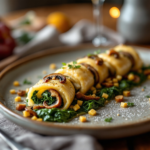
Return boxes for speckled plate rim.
[1,44,150,138]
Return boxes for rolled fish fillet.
[99,51,132,76]
[56,64,94,94]
[77,57,109,83]
[114,45,143,70]
[27,77,75,110]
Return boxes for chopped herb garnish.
[144,86,146,89]
[127,102,134,107]
[23,79,32,84]
[146,95,150,98]
[61,61,80,69]
[105,117,113,122]
[87,53,92,57]
[94,50,101,55]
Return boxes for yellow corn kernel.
[105,100,109,104]
[92,94,96,97]
[50,63,56,70]
[36,118,43,122]
[141,88,145,91]
[10,89,16,94]
[120,102,128,108]
[70,105,74,109]
[117,113,120,116]
[114,83,119,87]
[96,83,101,89]
[42,70,47,74]
[31,116,37,120]
[128,74,135,81]
[93,90,96,94]
[88,109,97,116]
[147,75,150,80]
[113,78,118,83]
[149,98,150,102]
[116,75,122,81]
[13,81,20,86]
[73,104,80,111]
[90,86,96,91]
[79,116,86,122]
[77,100,83,106]
[14,96,21,102]
[23,111,30,117]
[102,93,109,99]
[26,88,29,93]
[123,91,130,97]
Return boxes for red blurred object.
[0,21,16,59]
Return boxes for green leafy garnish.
[87,53,92,57]
[127,102,134,107]
[20,19,31,25]
[62,62,66,66]
[146,95,150,98]
[94,49,101,55]
[105,117,113,122]
[23,79,32,84]
[73,61,77,65]
[144,86,146,89]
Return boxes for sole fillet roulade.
[114,44,143,71]
[56,64,94,94]
[27,78,75,110]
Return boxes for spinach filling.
[34,68,148,123]
[31,90,57,105]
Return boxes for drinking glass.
[92,0,108,46]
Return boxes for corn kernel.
[149,98,150,102]
[128,74,135,81]
[120,102,128,108]
[141,88,145,92]
[10,89,16,94]
[23,111,30,117]
[14,96,21,102]
[90,86,96,91]
[13,81,20,86]
[114,83,119,87]
[117,113,120,116]
[96,83,101,89]
[36,118,43,122]
[148,75,150,80]
[92,94,96,97]
[73,104,80,111]
[88,109,97,116]
[70,105,74,109]
[105,100,109,104]
[116,75,122,81]
[113,78,118,83]
[77,100,83,106]
[31,116,37,120]
[123,91,130,97]
[102,93,109,99]
[26,88,29,93]
[42,70,47,74]
[79,116,86,122]
[50,63,56,70]
[93,90,96,94]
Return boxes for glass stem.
[93,0,104,38]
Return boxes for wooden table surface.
[2,3,150,150]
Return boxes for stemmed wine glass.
[92,0,108,46]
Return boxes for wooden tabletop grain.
[2,3,150,150]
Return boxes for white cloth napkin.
[0,113,103,150]
[13,19,124,56]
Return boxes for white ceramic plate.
[1,44,150,139]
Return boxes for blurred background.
[0,0,150,66]
[0,0,123,15]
